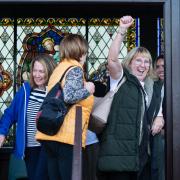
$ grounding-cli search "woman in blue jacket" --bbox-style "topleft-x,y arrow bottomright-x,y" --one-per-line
0,54 -> 56,180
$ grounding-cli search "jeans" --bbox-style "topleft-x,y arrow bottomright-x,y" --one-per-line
150,133 -> 164,180
24,145 -> 49,180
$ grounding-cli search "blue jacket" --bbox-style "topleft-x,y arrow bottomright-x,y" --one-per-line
0,82 -> 31,159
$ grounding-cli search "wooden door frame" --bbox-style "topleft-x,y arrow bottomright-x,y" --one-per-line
164,1 -> 180,180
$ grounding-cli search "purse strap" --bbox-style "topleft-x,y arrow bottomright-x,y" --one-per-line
72,106 -> 82,180
53,66 -> 75,98
113,76 -> 126,94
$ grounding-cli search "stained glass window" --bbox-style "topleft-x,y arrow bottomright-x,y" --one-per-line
157,17 -> 164,55
0,17 -> 138,146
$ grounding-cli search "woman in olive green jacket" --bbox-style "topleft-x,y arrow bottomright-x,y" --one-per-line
98,16 -> 164,180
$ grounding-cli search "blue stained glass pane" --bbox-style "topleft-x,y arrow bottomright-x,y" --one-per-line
135,18 -> 139,47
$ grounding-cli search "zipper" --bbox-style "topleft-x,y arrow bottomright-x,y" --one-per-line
138,85 -> 148,145
22,84 -> 26,159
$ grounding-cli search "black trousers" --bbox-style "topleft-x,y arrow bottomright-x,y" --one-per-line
97,171 -> 137,180
82,142 -> 99,180
43,141 -> 73,180
97,160 -> 150,180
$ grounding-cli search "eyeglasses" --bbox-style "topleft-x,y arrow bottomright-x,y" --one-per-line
134,59 -> 150,67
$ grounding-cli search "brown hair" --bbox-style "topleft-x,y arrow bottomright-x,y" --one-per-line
59,34 -> 88,61
30,54 -> 56,88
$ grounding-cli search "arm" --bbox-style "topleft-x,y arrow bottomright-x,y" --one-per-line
0,86 -> 23,137
151,116 -> 164,136
0,93 -> 18,147
63,67 -> 94,104
108,16 -> 134,79
151,99 -> 165,136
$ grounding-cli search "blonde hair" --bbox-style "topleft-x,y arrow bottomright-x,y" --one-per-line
30,54 -> 56,88
59,34 -> 88,62
122,46 -> 155,78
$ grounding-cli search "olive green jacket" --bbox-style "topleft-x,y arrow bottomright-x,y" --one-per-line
98,69 -> 159,172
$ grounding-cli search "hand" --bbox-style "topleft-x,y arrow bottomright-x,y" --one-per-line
0,135 -> 5,148
84,82 -> 95,95
151,116 -> 164,136
119,16 -> 134,32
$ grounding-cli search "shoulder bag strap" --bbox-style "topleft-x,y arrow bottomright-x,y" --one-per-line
59,65 -> 75,83
114,76 -> 126,94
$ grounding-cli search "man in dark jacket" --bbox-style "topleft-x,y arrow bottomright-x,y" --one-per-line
150,55 -> 165,180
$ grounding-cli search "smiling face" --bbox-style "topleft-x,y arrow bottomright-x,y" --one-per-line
32,61 -> 46,89
156,58 -> 164,81
129,54 -> 150,81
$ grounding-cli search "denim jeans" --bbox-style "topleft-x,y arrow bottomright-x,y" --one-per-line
24,145 -> 49,180
150,133 -> 164,180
